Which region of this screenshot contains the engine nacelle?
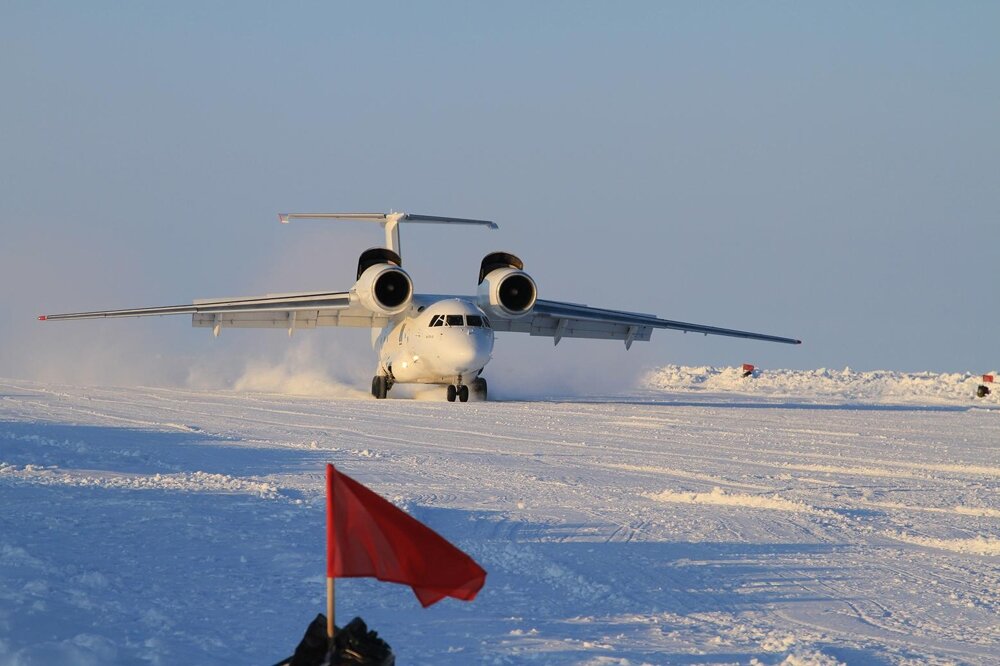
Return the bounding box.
[353,248,413,316]
[477,252,537,319]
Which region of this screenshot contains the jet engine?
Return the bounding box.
[353,248,413,316]
[477,252,537,319]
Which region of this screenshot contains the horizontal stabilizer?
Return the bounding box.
[278,212,497,229]
[277,211,496,256]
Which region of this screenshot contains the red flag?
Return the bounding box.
[325,464,486,607]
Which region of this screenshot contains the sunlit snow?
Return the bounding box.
[1,368,997,664]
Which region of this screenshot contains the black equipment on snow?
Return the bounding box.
[273,614,394,666]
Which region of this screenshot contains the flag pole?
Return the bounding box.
[327,577,335,638]
[325,464,336,643]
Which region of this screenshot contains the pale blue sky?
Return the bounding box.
[2,2,998,390]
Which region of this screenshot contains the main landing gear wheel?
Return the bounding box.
[371,376,389,400]
[471,377,488,401]
[447,384,472,403]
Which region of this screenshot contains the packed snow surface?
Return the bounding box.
[1,367,998,664]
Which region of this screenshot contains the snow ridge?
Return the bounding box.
[642,365,1000,405]
[647,487,821,514]
[0,463,282,499]
[886,531,1000,556]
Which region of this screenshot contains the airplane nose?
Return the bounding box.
[445,332,492,373]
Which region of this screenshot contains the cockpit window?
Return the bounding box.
[431,313,485,327]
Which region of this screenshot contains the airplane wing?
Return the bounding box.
[489,299,802,349]
[40,292,800,345]
[39,290,391,333]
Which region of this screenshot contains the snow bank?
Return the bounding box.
[641,365,1000,405]
[887,532,1000,556]
[647,487,820,514]
[0,463,282,499]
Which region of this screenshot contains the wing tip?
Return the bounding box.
[278,214,290,224]
[37,315,47,321]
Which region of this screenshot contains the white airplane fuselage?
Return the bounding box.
[373,298,494,385]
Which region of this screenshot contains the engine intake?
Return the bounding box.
[477,252,536,319]
[353,248,413,315]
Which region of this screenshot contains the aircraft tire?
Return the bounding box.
[458,385,470,402]
[372,376,388,399]
[472,378,488,401]
[446,385,457,402]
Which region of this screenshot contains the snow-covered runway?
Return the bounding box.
[1,375,997,664]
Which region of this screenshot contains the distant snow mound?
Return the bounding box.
[641,365,1000,405]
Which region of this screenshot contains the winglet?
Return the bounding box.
[278,214,290,224]
[37,315,47,321]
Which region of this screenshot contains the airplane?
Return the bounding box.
[38,212,801,402]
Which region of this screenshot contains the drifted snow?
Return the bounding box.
[643,365,1000,406]
[647,488,823,515]
[0,369,997,665]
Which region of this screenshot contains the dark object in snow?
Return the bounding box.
[273,614,394,666]
[285,614,328,666]
[333,617,394,665]
[976,384,990,398]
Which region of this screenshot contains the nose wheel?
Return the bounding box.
[446,384,470,403]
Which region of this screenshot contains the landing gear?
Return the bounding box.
[447,374,483,403]
[446,384,470,402]
[471,377,488,401]
[371,376,389,399]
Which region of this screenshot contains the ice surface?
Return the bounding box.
[0,369,997,664]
